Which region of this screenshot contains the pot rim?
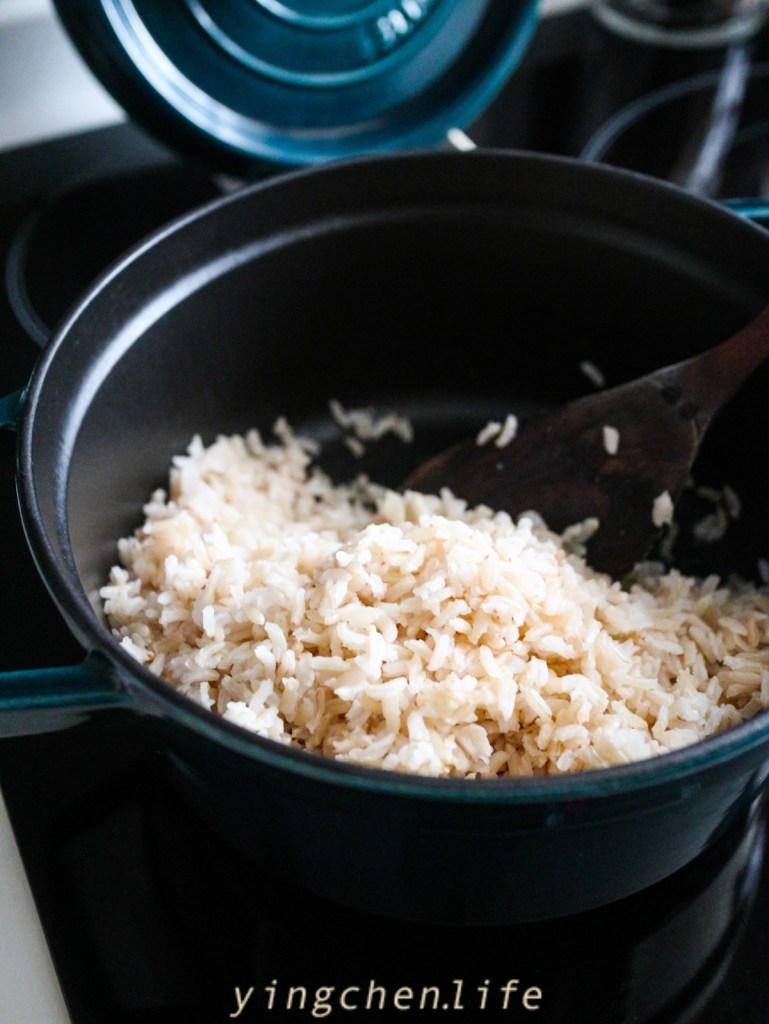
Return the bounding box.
[17,147,769,803]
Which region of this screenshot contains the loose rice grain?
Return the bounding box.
[652,490,674,528]
[602,425,620,456]
[579,360,606,388]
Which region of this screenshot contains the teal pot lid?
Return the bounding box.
[52,0,539,176]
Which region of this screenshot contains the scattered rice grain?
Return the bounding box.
[579,360,606,388]
[495,414,519,448]
[476,421,502,446]
[652,490,674,528]
[330,399,413,444]
[602,425,620,456]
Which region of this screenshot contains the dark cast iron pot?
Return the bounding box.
[3,150,769,926]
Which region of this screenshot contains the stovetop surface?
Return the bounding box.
[4,9,769,1023]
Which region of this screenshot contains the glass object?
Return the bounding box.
[580,55,769,198]
[592,0,769,48]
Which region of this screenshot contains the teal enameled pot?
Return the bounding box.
[4,151,769,925]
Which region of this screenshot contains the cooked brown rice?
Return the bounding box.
[602,425,620,456]
[100,421,769,778]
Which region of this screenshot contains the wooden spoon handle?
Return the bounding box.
[708,300,769,393]
[653,300,769,439]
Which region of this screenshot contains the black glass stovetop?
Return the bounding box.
[4,9,769,1023]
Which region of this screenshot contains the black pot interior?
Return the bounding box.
[24,151,769,635]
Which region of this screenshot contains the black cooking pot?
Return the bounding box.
[3,150,769,926]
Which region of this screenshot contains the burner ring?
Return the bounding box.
[3,164,223,346]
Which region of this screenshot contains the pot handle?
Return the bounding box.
[721,198,769,229]
[1,396,131,735]
[0,389,23,430]
[1,357,134,734]
[0,652,129,738]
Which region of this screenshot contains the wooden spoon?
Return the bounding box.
[402,303,769,578]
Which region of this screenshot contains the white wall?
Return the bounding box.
[0,0,52,24]
[0,0,124,150]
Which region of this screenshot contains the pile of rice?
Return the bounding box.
[100,421,769,778]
